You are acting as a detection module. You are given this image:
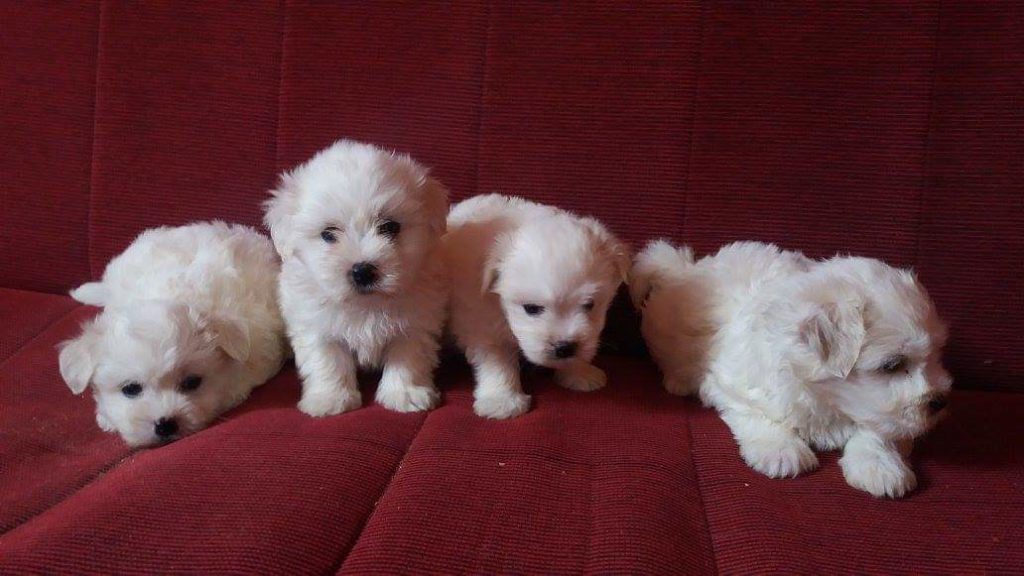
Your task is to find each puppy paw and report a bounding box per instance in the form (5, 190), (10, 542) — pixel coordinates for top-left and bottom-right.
(376, 381), (440, 413)
(474, 391), (531, 419)
(663, 375), (698, 396)
(96, 412), (116, 433)
(841, 449), (917, 498)
(740, 435), (819, 478)
(298, 386), (362, 417)
(557, 364), (607, 392)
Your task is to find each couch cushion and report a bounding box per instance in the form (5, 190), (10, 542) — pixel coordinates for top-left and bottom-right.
(687, 391), (1024, 574)
(0, 289), (78, 363)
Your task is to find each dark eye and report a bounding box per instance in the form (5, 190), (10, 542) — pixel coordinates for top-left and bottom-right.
(378, 219), (401, 238)
(582, 300), (595, 312)
(320, 227), (340, 243)
(180, 375), (203, 392)
(523, 304), (544, 316)
(880, 355), (908, 374)
(121, 382), (143, 398)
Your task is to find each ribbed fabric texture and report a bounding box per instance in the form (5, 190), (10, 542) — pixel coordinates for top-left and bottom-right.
(1, 1), (1022, 574)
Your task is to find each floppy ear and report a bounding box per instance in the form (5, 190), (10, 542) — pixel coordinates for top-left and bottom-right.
(799, 300), (865, 379)
(69, 282), (108, 307)
(421, 176), (450, 237)
(481, 232), (514, 295)
(263, 173), (301, 259)
(582, 218), (630, 285)
(58, 334), (97, 395)
(208, 315), (251, 363)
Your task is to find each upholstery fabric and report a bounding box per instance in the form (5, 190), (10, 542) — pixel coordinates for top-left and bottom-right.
(1, 1), (1021, 574)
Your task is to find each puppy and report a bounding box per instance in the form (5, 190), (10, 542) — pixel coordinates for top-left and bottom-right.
(58, 222), (287, 447)
(632, 241), (952, 498)
(264, 140), (448, 416)
(442, 194), (629, 419)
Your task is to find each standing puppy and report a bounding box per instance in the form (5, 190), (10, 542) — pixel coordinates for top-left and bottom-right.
(58, 222), (287, 447)
(631, 241), (952, 498)
(443, 194), (629, 419)
(264, 140), (448, 416)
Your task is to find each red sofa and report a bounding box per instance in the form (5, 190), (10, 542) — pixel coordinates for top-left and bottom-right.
(2, 3), (1022, 574)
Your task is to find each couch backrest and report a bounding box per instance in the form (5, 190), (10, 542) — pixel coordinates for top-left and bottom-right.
(2, 2), (1020, 391)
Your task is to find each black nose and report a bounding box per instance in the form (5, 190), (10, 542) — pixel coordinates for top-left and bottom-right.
(927, 396), (949, 415)
(154, 417), (179, 438)
(553, 341), (578, 359)
(350, 262), (379, 288)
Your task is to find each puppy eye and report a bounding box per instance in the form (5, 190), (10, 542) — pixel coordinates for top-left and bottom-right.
(121, 382), (143, 398)
(523, 304), (544, 316)
(879, 355), (908, 374)
(582, 300), (595, 312)
(378, 219), (401, 238)
(179, 375), (203, 392)
(320, 227), (340, 243)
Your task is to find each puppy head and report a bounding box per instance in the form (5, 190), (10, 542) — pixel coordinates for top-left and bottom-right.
(264, 140), (448, 301)
(783, 258), (952, 441)
(58, 301), (250, 447)
(485, 213), (628, 368)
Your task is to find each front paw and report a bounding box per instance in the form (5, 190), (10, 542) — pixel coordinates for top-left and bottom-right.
(298, 384), (362, 417)
(557, 363), (607, 392)
(841, 449), (917, 498)
(740, 435), (819, 479)
(663, 374), (698, 396)
(474, 390), (531, 419)
(376, 380), (440, 413)
(96, 411), (117, 433)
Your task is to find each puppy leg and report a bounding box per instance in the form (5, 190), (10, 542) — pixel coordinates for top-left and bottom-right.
(293, 335), (361, 417)
(376, 332), (441, 413)
(467, 345), (530, 419)
(722, 411), (819, 478)
(556, 361), (607, 392)
(840, 430), (917, 498)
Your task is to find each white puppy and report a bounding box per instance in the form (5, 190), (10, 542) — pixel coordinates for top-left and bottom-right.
(58, 222), (287, 447)
(632, 241), (952, 498)
(264, 140), (448, 416)
(442, 194), (629, 419)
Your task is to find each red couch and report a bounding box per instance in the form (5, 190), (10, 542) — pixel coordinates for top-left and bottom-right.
(2, 2), (1021, 574)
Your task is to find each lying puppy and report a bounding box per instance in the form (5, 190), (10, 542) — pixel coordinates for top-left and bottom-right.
(632, 241), (951, 498)
(264, 140), (448, 416)
(59, 222), (287, 447)
(443, 194), (629, 419)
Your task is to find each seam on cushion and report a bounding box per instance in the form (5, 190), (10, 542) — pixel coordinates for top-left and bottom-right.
(330, 411), (433, 575)
(0, 305), (82, 370)
(272, 0), (286, 175)
(913, 0), (943, 271)
(85, 0), (105, 281)
(471, 0), (493, 198)
(676, 0), (707, 241)
(684, 402), (722, 575)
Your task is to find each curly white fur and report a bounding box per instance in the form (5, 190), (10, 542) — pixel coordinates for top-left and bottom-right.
(442, 194), (629, 419)
(264, 140), (448, 416)
(58, 222), (287, 447)
(632, 240), (952, 498)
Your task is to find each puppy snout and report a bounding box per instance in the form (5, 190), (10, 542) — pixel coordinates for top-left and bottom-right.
(350, 262), (379, 289)
(553, 340), (578, 360)
(154, 417), (179, 439)
(926, 395), (949, 415)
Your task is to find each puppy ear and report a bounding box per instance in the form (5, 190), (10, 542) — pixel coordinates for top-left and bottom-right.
(482, 232), (514, 295)
(799, 300), (865, 379)
(194, 310), (251, 363)
(582, 218), (630, 285)
(58, 333), (97, 395)
(421, 176), (449, 237)
(69, 282), (108, 307)
(263, 173), (301, 259)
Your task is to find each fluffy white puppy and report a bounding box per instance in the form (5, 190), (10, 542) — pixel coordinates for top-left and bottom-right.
(632, 241), (952, 498)
(442, 194), (629, 419)
(264, 140), (448, 416)
(58, 222), (287, 447)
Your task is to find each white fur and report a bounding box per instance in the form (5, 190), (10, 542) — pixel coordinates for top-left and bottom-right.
(633, 240), (952, 498)
(58, 222), (287, 447)
(442, 194), (629, 419)
(263, 140), (449, 416)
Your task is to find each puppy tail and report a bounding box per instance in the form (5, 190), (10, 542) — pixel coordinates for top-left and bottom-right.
(629, 240), (694, 309)
(70, 282), (108, 307)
